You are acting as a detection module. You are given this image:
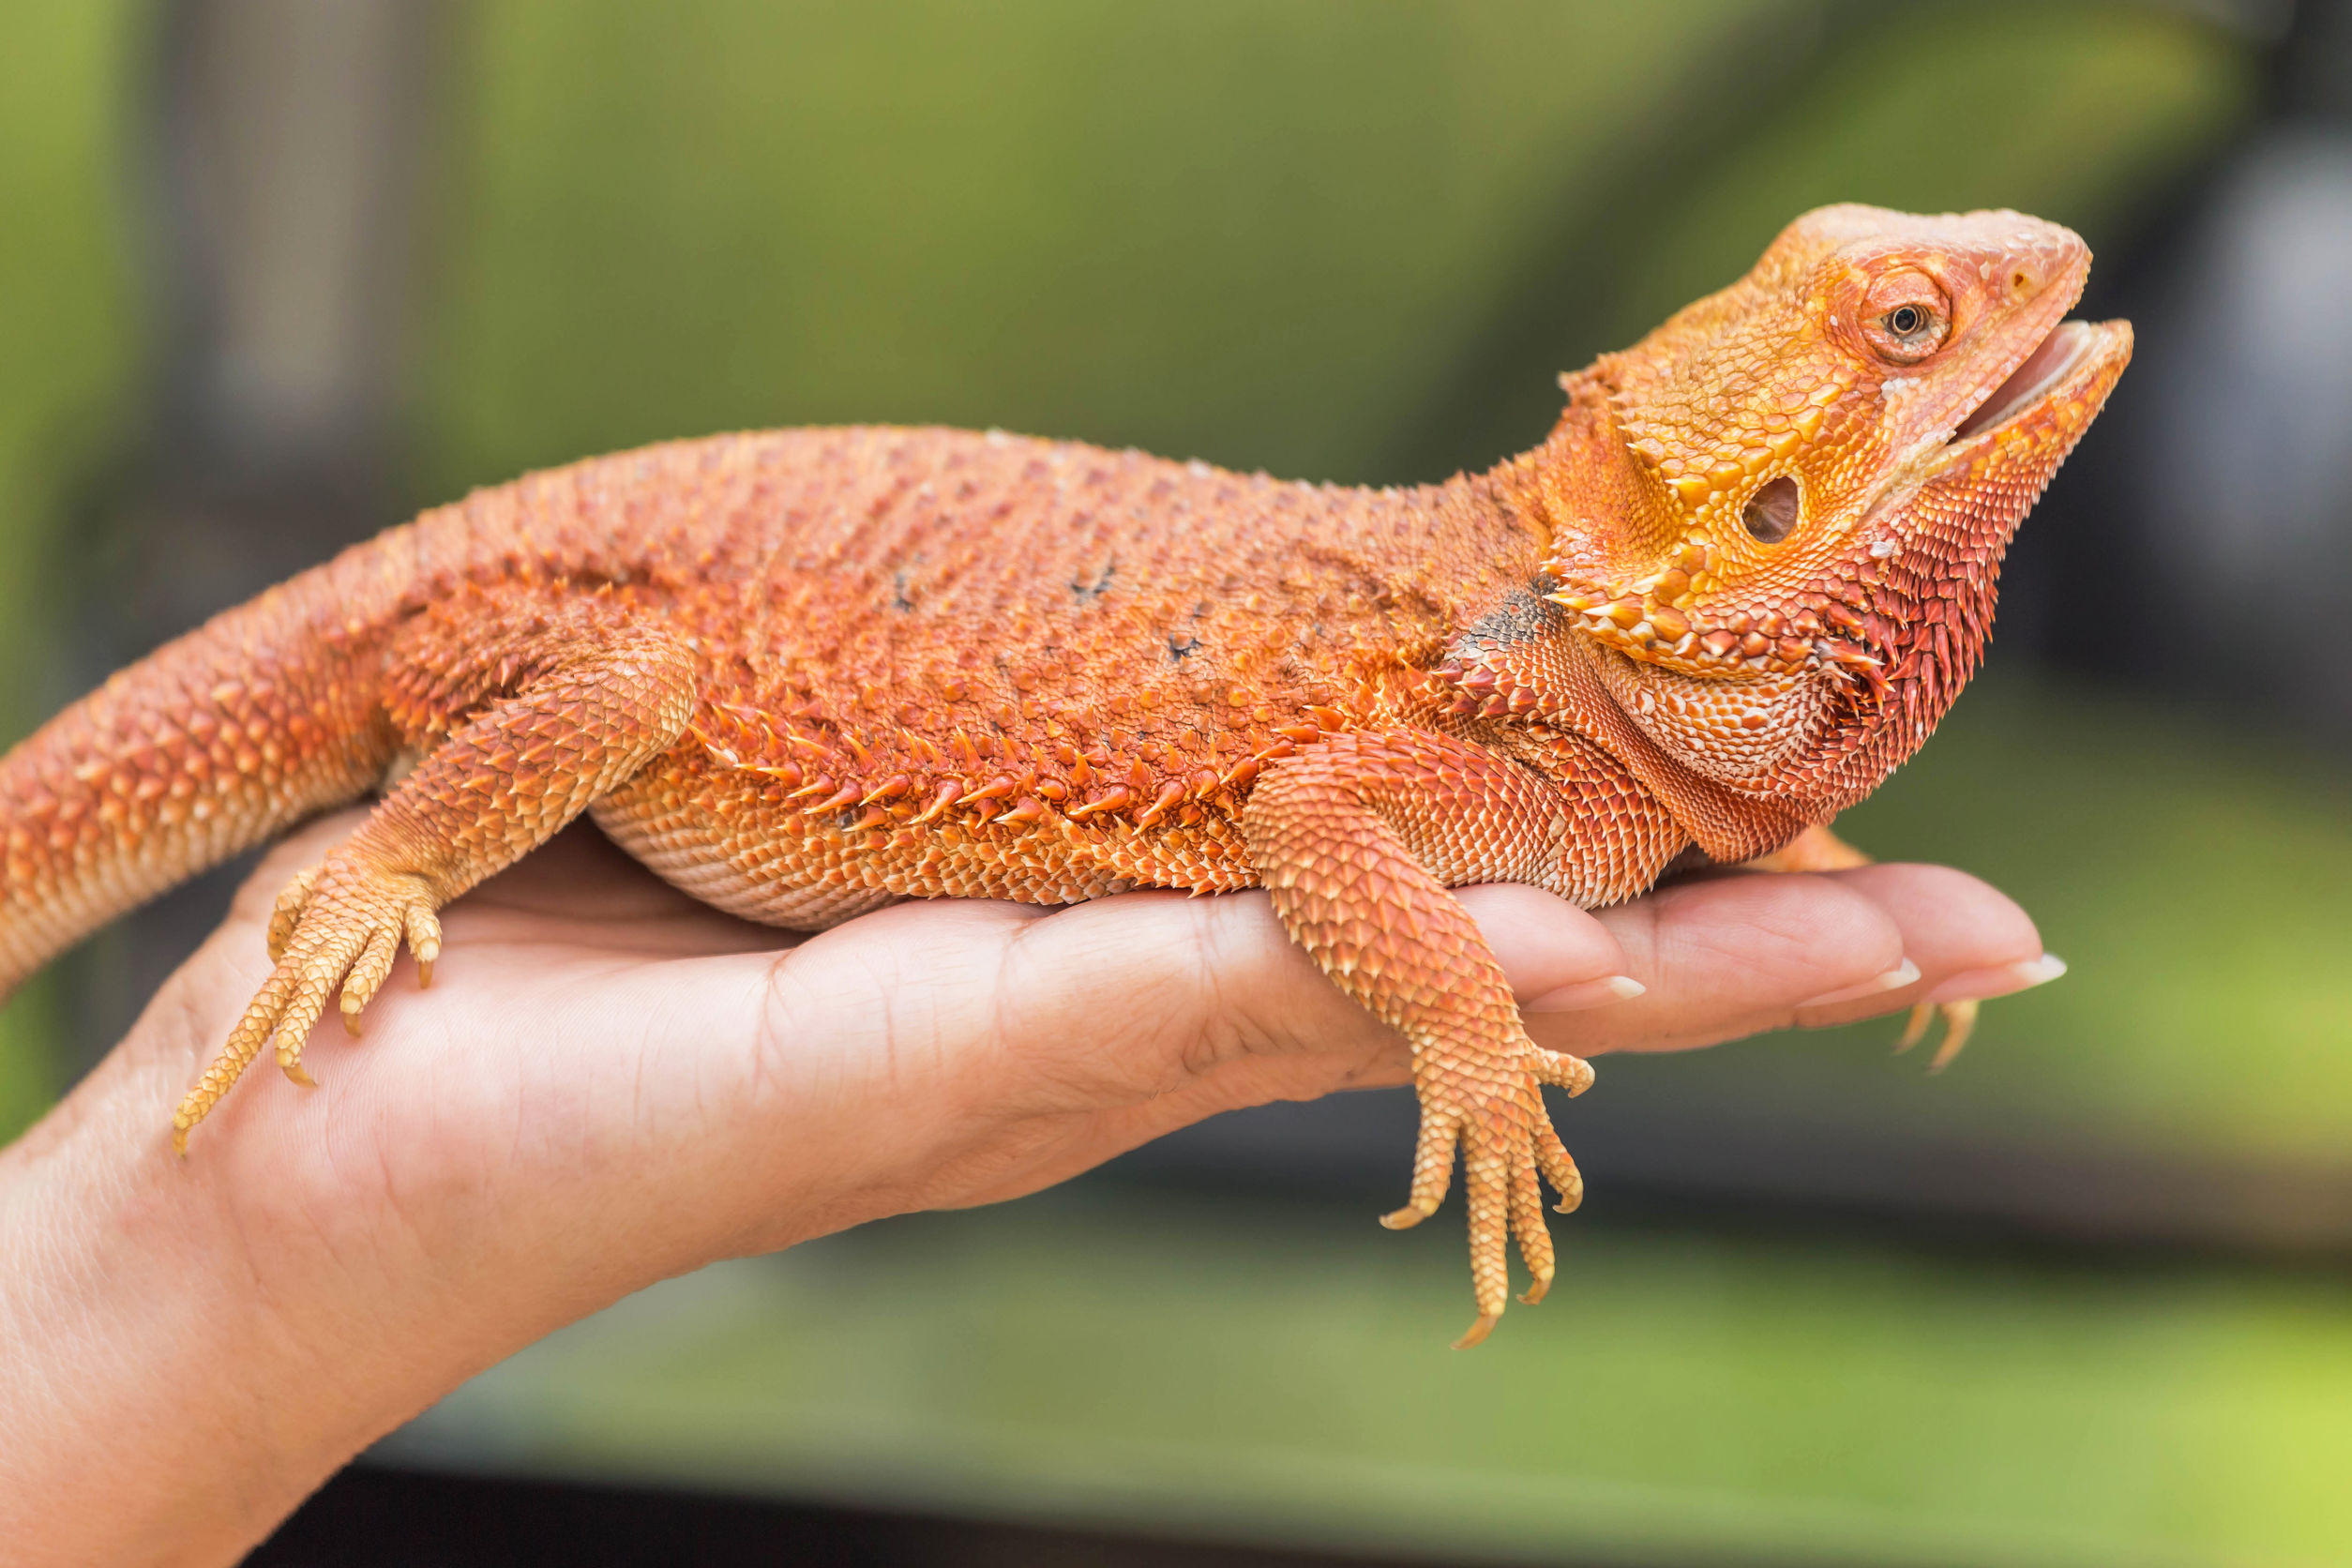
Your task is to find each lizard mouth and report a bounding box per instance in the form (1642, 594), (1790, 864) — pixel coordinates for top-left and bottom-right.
(1949, 318), (2105, 444)
(1854, 316), (2127, 530)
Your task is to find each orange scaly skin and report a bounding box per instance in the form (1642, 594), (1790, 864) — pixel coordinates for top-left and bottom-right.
(0, 206), (2128, 1344)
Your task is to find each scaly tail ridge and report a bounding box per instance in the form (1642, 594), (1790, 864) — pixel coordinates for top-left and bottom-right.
(0, 539), (415, 1001)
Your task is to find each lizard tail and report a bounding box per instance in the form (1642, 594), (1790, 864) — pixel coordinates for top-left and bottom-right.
(0, 540), (413, 1001)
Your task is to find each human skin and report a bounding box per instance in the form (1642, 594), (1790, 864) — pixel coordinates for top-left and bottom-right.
(0, 810), (2052, 1567)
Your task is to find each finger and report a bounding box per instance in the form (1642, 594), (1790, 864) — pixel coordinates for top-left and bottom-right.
(696, 886), (1444, 1236)
(765, 887), (1410, 1130)
(1550, 871), (1908, 1055)
(1450, 884), (1636, 1011)
(1794, 863), (2046, 1026)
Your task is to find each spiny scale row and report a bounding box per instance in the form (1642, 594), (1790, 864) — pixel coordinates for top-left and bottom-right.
(685, 700), (1362, 839)
(1541, 543), (1885, 688)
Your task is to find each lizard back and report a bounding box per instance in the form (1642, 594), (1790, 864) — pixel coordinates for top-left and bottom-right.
(397, 426), (1556, 920)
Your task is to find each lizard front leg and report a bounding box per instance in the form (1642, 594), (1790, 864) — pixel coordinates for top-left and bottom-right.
(172, 592), (700, 1151)
(1242, 728), (1621, 1348)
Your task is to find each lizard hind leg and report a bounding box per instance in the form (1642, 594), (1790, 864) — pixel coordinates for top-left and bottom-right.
(171, 592), (700, 1153)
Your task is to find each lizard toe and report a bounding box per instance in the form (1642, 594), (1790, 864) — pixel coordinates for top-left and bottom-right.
(1453, 1313), (1501, 1351)
(1508, 1140), (1556, 1305)
(173, 856), (441, 1151)
(1529, 1046), (1594, 1094)
(264, 864), (321, 962)
(1460, 1108), (1515, 1328)
(1380, 1105), (1461, 1230)
(1533, 1119), (1584, 1214)
(1410, 1057), (1585, 1345)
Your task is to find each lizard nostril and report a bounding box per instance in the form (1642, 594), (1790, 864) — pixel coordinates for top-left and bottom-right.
(1742, 476), (1800, 543)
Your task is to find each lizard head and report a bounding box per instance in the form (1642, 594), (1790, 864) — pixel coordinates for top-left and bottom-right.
(1533, 204), (2132, 811)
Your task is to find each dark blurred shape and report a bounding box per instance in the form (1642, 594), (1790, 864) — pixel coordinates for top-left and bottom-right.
(250, 1466), (1498, 1568)
(150, 0), (430, 485)
(2038, 0), (2352, 730)
(2138, 128), (2352, 727)
(1105, 1050), (2352, 1257)
(2070, 0), (2342, 729)
(123, 0), (437, 607)
(57, 0), (443, 1061)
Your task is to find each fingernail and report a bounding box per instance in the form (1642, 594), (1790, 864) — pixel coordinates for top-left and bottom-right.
(1800, 957), (1920, 1009)
(1523, 973), (1646, 1013)
(1922, 953), (2066, 1006)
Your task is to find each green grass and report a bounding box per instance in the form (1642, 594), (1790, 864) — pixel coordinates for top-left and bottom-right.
(418, 3), (2251, 503)
(387, 1188), (2352, 1567)
(414, 0), (1777, 495)
(0, 0), (140, 1141)
(1602, 3), (2254, 350)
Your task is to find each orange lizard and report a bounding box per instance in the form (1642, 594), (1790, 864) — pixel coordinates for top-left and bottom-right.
(0, 204), (2127, 1345)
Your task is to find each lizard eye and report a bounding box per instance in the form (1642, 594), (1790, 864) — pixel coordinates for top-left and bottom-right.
(1869, 301), (1947, 357)
(1857, 269), (1952, 364)
(1742, 475), (1800, 543)
(1861, 283), (1951, 363)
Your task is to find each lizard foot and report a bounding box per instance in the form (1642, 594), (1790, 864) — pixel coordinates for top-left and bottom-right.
(1380, 1045), (1592, 1349)
(173, 855), (442, 1153)
(1895, 998), (1978, 1072)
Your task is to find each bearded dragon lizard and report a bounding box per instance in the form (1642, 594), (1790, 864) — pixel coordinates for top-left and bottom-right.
(0, 205), (2127, 1344)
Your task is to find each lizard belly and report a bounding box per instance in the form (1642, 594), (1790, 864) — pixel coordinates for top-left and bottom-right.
(590, 742), (1259, 931)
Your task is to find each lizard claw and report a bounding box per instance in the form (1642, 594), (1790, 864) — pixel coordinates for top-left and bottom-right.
(1453, 1313), (1501, 1350)
(1926, 998), (1978, 1072)
(1895, 998), (1979, 1071)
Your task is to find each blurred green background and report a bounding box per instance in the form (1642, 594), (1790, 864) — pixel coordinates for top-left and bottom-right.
(7, 2), (2351, 1565)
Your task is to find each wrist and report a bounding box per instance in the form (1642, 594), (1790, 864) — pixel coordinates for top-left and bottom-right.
(0, 999), (435, 1566)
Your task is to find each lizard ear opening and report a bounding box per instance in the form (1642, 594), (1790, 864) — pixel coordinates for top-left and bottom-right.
(1742, 476), (1800, 543)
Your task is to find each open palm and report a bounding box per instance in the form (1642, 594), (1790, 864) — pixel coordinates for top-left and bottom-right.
(109, 807), (2043, 1301)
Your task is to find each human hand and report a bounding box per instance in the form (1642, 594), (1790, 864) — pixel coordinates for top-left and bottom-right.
(0, 811), (2050, 1565)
